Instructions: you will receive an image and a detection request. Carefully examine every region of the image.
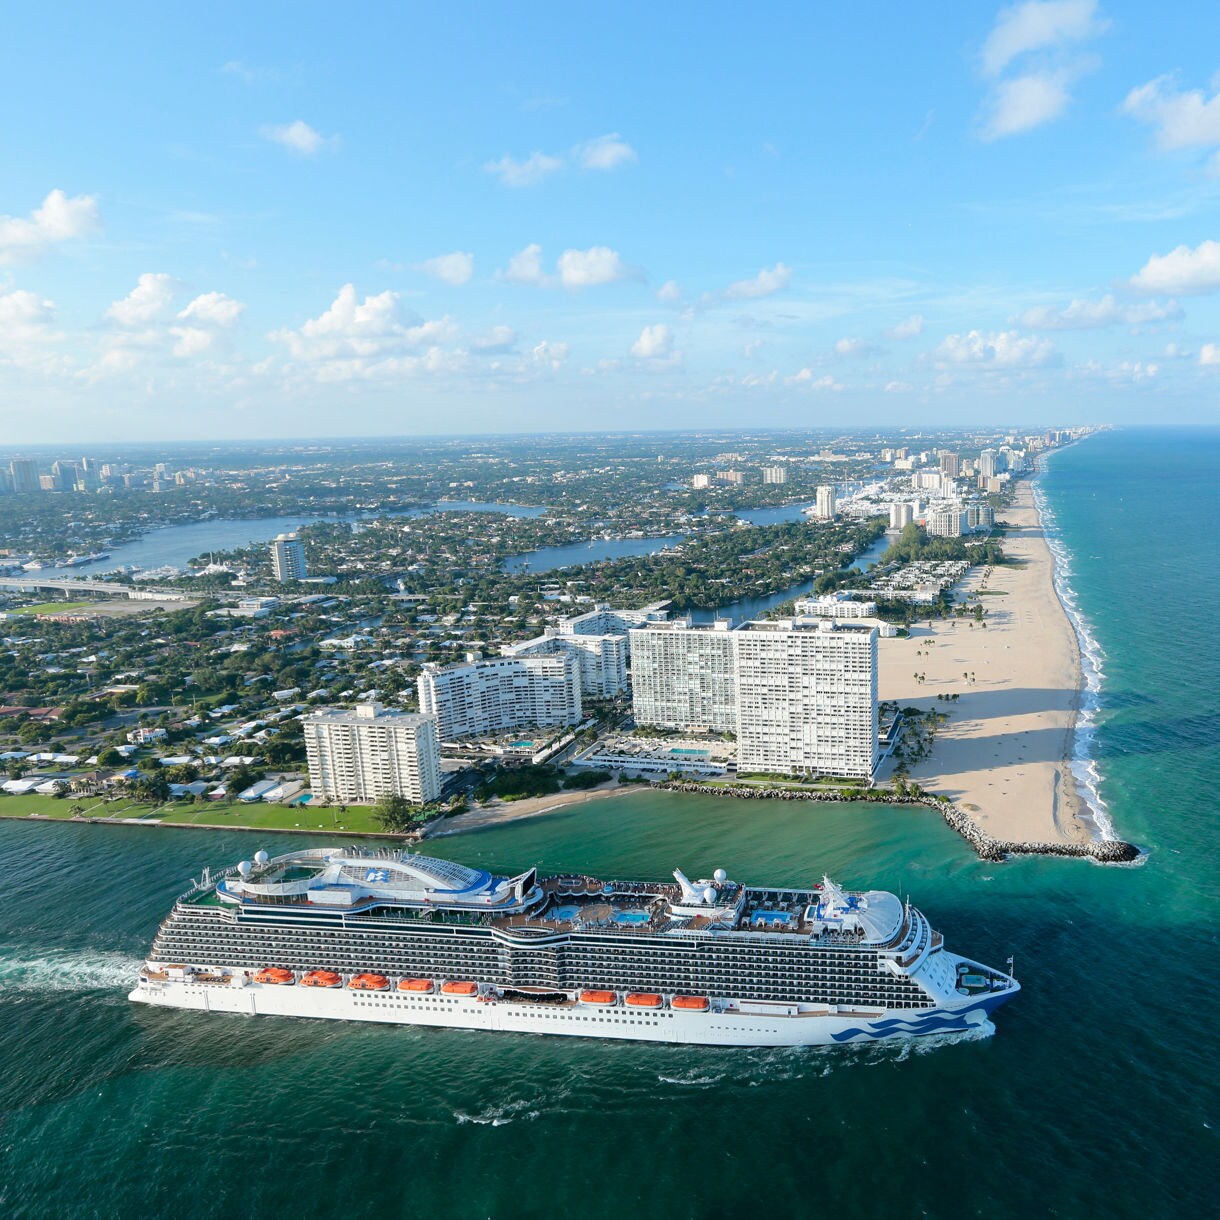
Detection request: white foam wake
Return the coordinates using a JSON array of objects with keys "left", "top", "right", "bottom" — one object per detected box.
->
[
  {"left": 0, "top": 949, "right": 144, "bottom": 993},
  {"left": 1031, "top": 467, "right": 1116, "bottom": 841}
]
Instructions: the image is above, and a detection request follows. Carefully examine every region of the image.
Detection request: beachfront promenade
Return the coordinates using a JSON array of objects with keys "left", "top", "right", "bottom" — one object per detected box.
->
[{"left": 877, "top": 480, "right": 1088, "bottom": 845}]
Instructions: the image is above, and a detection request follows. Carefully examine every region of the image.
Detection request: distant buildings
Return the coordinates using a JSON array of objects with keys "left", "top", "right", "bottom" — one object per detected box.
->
[
  {"left": 691, "top": 473, "right": 712, "bottom": 489},
  {"left": 978, "top": 449, "right": 999, "bottom": 478},
  {"left": 939, "top": 453, "right": 961, "bottom": 478},
  {"left": 815, "top": 485, "right": 837, "bottom": 519},
  {"left": 270, "top": 533, "right": 307, "bottom": 581},
  {"left": 418, "top": 653, "right": 582, "bottom": 739},
  {"left": 717, "top": 470, "right": 745, "bottom": 485},
  {"left": 304, "top": 702, "right": 442, "bottom": 804},
  {"left": 889, "top": 502, "right": 915, "bottom": 530},
  {"left": 762, "top": 466, "right": 787, "bottom": 484},
  {"left": 9, "top": 460, "right": 38, "bottom": 495}
]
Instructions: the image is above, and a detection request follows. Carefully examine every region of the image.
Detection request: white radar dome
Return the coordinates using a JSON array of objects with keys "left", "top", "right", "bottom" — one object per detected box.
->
[
  {"left": 713, "top": 868, "right": 727, "bottom": 885},
  {"left": 237, "top": 860, "right": 252, "bottom": 877},
  {"left": 702, "top": 886, "right": 717, "bottom": 904},
  {"left": 254, "top": 850, "right": 269, "bottom": 866}
]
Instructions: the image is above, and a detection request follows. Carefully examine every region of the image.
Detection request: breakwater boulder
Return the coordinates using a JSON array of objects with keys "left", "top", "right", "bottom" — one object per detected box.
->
[{"left": 658, "top": 781, "right": 1140, "bottom": 864}]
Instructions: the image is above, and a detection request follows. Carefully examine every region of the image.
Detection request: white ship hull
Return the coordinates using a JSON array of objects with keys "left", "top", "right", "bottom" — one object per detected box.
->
[{"left": 129, "top": 973, "right": 1001, "bottom": 1047}]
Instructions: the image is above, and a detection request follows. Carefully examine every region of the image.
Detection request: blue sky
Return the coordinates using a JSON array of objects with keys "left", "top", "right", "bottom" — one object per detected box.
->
[{"left": 2, "top": 0, "right": 1220, "bottom": 441}]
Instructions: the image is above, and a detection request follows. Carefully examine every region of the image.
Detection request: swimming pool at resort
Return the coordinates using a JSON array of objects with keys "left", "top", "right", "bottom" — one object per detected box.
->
[
  {"left": 751, "top": 910, "right": 795, "bottom": 927},
  {"left": 508, "top": 740, "right": 537, "bottom": 748},
  {"left": 669, "top": 748, "right": 710, "bottom": 757}
]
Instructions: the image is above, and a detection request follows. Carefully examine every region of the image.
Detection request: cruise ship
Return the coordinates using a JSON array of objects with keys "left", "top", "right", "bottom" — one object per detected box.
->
[{"left": 130, "top": 847, "right": 1019, "bottom": 1046}]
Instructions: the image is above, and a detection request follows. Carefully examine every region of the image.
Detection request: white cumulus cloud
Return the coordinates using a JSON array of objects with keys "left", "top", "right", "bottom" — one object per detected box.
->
[
  {"left": 657, "top": 280, "right": 683, "bottom": 303},
  {"left": 1020, "top": 293, "right": 1181, "bottom": 329},
  {"left": 106, "top": 273, "right": 177, "bottom": 326},
  {"left": 484, "top": 151, "right": 563, "bottom": 187},
  {"left": 786, "top": 368, "right": 842, "bottom": 390},
  {"left": 500, "top": 243, "right": 546, "bottom": 284},
  {"left": 1200, "top": 343, "right": 1220, "bottom": 366},
  {"left": 888, "top": 314, "right": 924, "bottom": 339},
  {"left": 1130, "top": 240, "right": 1220, "bottom": 295},
  {"left": 724, "top": 262, "right": 791, "bottom": 300},
  {"left": 573, "top": 133, "right": 637, "bottom": 170},
  {"left": 631, "top": 324, "right": 674, "bottom": 360},
  {"left": 981, "top": 72, "right": 1074, "bottom": 140},
  {"left": 557, "top": 246, "right": 630, "bottom": 289},
  {"left": 470, "top": 325, "right": 517, "bottom": 353},
  {"left": 261, "top": 119, "right": 337, "bottom": 156},
  {"left": 415, "top": 251, "right": 474, "bottom": 285},
  {"left": 976, "top": 1, "right": 1105, "bottom": 141},
  {"left": 835, "top": 336, "right": 872, "bottom": 357},
  {"left": 0, "top": 288, "right": 62, "bottom": 368},
  {"left": 177, "top": 291, "right": 245, "bottom": 327},
  {"left": 981, "top": 0, "right": 1106, "bottom": 78},
  {"left": 0, "top": 189, "right": 98, "bottom": 264},
  {"left": 531, "top": 340, "right": 568, "bottom": 369},
  {"left": 934, "top": 329, "right": 1055, "bottom": 367},
  {"left": 1123, "top": 75, "right": 1220, "bottom": 164}
]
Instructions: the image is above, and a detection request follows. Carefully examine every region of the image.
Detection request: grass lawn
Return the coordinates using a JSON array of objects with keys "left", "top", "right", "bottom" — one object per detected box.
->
[
  {"left": 0, "top": 792, "right": 159, "bottom": 819},
  {"left": 7, "top": 601, "right": 95, "bottom": 615},
  {"left": 1, "top": 791, "right": 397, "bottom": 835},
  {"left": 157, "top": 800, "right": 390, "bottom": 834}
]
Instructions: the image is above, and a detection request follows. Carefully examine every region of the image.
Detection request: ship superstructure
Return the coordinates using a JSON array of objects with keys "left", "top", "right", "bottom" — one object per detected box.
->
[{"left": 130, "top": 847, "right": 1018, "bottom": 1046}]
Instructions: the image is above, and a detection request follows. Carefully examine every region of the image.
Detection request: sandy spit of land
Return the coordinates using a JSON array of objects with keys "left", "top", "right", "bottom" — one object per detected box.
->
[
  {"left": 424, "top": 783, "right": 630, "bottom": 837},
  {"left": 877, "top": 479, "right": 1088, "bottom": 844}
]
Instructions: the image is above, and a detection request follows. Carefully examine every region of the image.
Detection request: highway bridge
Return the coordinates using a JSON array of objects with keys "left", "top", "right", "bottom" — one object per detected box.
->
[{"left": 0, "top": 576, "right": 187, "bottom": 601}]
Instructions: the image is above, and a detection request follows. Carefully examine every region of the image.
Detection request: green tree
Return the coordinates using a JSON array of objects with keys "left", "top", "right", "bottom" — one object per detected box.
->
[{"left": 373, "top": 793, "right": 420, "bottom": 832}]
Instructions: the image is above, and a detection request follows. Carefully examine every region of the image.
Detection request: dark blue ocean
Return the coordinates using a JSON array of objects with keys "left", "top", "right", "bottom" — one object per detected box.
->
[{"left": 1, "top": 428, "right": 1216, "bottom": 1218}]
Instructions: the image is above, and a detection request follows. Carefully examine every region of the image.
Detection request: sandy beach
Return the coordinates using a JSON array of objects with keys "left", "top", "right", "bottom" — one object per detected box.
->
[
  {"left": 877, "top": 478, "right": 1088, "bottom": 844},
  {"left": 424, "top": 783, "right": 628, "bottom": 837}
]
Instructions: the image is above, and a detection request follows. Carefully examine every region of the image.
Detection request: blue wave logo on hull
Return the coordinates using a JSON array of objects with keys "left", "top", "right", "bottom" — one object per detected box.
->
[{"left": 830, "top": 998, "right": 1001, "bottom": 1043}]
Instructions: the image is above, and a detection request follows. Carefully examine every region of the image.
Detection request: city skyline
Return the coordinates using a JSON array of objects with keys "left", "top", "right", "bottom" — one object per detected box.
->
[{"left": 4, "top": 1, "right": 1220, "bottom": 441}]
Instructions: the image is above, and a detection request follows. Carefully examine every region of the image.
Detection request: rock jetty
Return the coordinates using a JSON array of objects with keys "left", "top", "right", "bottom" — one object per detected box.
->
[{"left": 659, "top": 781, "right": 1141, "bottom": 864}]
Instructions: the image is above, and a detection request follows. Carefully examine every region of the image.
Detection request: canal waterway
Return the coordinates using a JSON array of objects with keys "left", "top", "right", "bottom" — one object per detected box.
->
[
  {"left": 501, "top": 534, "right": 686, "bottom": 574},
  {"left": 38, "top": 502, "right": 547, "bottom": 579}
]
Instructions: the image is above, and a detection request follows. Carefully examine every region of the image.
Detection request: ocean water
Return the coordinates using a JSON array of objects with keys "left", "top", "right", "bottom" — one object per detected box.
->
[{"left": 1, "top": 429, "right": 1216, "bottom": 1218}]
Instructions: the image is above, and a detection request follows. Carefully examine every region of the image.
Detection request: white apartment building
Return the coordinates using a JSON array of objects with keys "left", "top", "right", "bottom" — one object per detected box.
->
[
  {"left": 889, "top": 502, "right": 915, "bottom": 530},
  {"left": 502, "top": 631, "right": 628, "bottom": 700},
  {"left": 718, "top": 470, "right": 745, "bottom": 485},
  {"left": 270, "top": 533, "right": 307, "bottom": 581},
  {"left": 734, "top": 619, "right": 878, "bottom": 780},
  {"left": 418, "top": 653, "right": 581, "bottom": 739},
  {"left": 303, "top": 703, "right": 442, "bottom": 804},
  {"left": 691, "top": 473, "right": 712, "bottom": 489},
  {"left": 815, "top": 485, "right": 837, "bottom": 519},
  {"left": 965, "top": 503, "right": 996, "bottom": 530},
  {"left": 762, "top": 466, "right": 787, "bottom": 484},
  {"left": 927, "top": 506, "right": 966, "bottom": 537},
  {"left": 628, "top": 620, "right": 737, "bottom": 733},
  {"left": 793, "top": 592, "right": 879, "bottom": 619}
]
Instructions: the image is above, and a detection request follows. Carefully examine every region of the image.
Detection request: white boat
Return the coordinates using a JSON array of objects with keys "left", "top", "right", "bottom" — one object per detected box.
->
[{"left": 130, "top": 848, "right": 1019, "bottom": 1046}]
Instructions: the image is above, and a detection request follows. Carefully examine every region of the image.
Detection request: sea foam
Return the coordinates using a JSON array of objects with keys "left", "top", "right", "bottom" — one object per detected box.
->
[{"left": 1032, "top": 464, "right": 1116, "bottom": 842}]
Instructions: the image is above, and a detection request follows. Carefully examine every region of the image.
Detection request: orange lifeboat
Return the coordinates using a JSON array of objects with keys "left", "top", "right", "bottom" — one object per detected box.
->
[
  {"left": 253, "top": 967, "right": 295, "bottom": 985},
  {"left": 625, "top": 993, "right": 663, "bottom": 1008},
  {"left": 441, "top": 980, "right": 478, "bottom": 997},
  {"left": 671, "top": 995, "right": 710, "bottom": 1011},
  {"left": 348, "top": 972, "right": 390, "bottom": 991},
  {"left": 397, "top": 978, "right": 434, "bottom": 993},
  {"left": 301, "top": 970, "right": 342, "bottom": 988},
  {"left": 579, "top": 989, "right": 616, "bottom": 1005}
]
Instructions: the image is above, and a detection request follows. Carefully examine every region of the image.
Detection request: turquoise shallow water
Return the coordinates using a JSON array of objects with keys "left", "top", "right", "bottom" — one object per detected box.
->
[{"left": 1, "top": 429, "right": 1217, "bottom": 1218}]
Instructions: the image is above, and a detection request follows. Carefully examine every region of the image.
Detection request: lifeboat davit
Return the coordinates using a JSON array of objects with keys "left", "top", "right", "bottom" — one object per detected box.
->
[
  {"left": 301, "top": 970, "right": 342, "bottom": 988},
  {"left": 579, "top": 989, "right": 616, "bottom": 1005},
  {"left": 441, "top": 980, "right": 478, "bottom": 997},
  {"left": 671, "top": 995, "right": 710, "bottom": 1011},
  {"left": 625, "top": 992, "right": 663, "bottom": 1008},
  {"left": 397, "top": 978, "right": 434, "bottom": 993},
  {"left": 348, "top": 973, "right": 390, "bottom": 991},
  {"left": 253, "top": 967, "right": 295, "bottom": 985}
]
